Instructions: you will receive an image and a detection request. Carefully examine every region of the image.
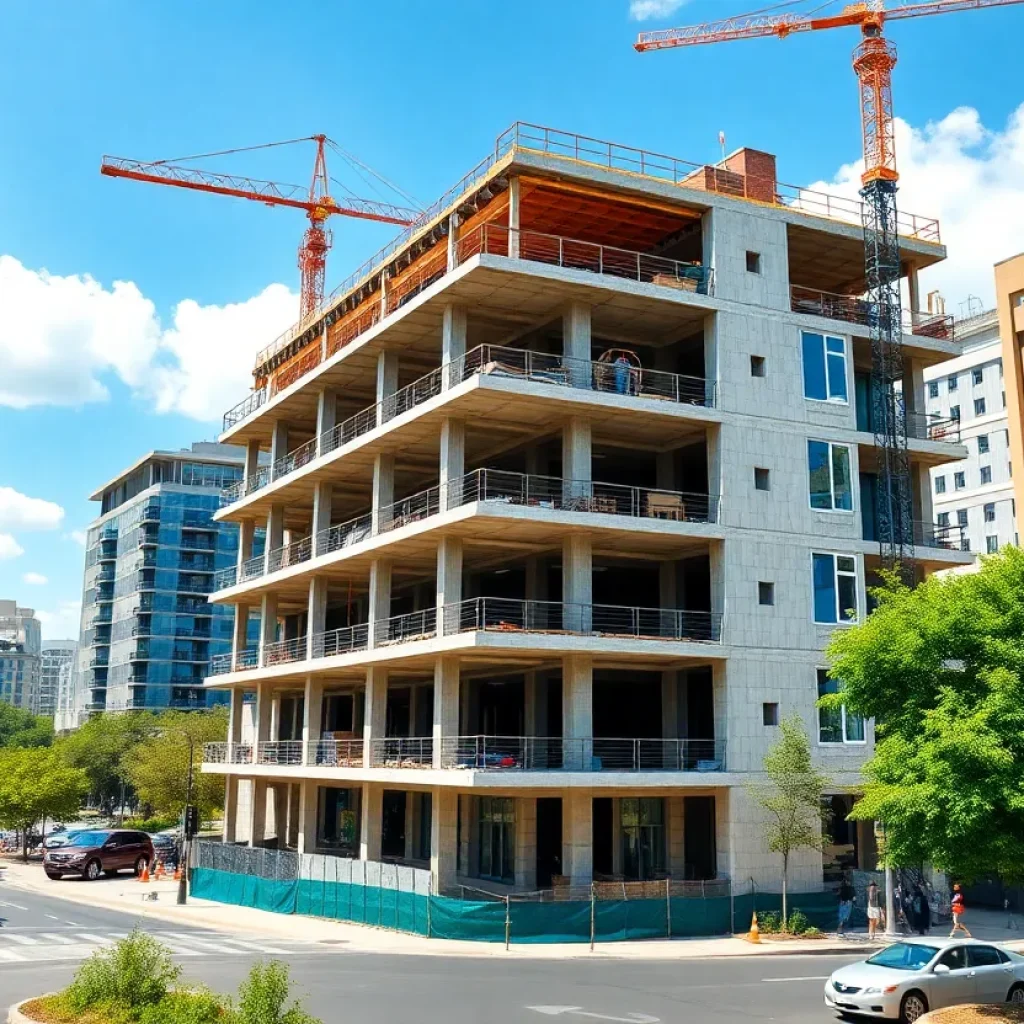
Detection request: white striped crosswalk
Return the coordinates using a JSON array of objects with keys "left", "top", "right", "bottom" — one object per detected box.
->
[{"left": 0, "top": 929, "right": 308, "bottom": 965}]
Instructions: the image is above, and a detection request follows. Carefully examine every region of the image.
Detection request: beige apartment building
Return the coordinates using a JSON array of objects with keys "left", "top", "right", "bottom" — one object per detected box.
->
[{"left": 201, "top": 124, "right": 971, "bottom": 898}]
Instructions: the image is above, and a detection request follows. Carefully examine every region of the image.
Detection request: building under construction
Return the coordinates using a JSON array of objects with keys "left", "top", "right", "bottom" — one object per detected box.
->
[{"left": 199, "top": 123, "right": 972, "bottom": 911}]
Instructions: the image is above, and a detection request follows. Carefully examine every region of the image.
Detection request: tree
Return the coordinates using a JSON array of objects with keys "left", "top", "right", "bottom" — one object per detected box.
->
[
  {"left": 0, "top": 747, "right": 89, "bottom": 858},
  {"left": 124, "top": 709, "right": 228, "bottom": 822},
  {"left": 0, "top": 703, "right": 54, "bottom": 748},
  {"left": 827, "top": 547, "right": 1024, "bottom": 881},
  {"left": 753, "top": 715, "right": 830, "bottom": 928}
]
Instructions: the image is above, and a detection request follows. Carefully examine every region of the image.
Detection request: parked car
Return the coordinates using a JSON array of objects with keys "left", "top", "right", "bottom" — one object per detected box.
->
[
  {"left": 43, "top": 829, "right": 153, "bottom": 882},
  {"left": 825, "top": 938, "right": 1024, "bottom": 1023},
  {"left": 148, "top": 832, "right": 179, "bottom": 868}
]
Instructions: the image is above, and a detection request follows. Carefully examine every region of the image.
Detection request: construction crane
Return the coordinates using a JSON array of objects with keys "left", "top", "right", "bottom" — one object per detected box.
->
[
  {"left": 636, "top": 0, "right": 1022, "bottom": 576},
  {"left": 101, "top": 135, "right": 420, "bottom": 322}
]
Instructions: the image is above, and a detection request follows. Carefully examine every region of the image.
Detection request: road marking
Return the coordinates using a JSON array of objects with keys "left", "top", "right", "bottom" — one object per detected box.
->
[
  {"left": 218, "top": 938, "right": 292, "bottom": 955},
  {"left": 66, "top": 921, "right": 81, "bottom": 926},
  {"left": 0, "top": 948, "right": 26, "bottom": 961},
  {"left": 45, "top": 914, "right": 60, "bottom": 920},
  {"left": 1, "top": 934, "right": 39, "bottom": 945},
  {"left": 761, "top": 976, "right": 829, "bottom": 983},
  {"left": 75, "top": 934, "right": 114, "bottom": 944},
  {"left": 162, "top": 932, "right": 249, "bottom": 954},
  {"left": 527, "top": 1010, "right": 660, "bottom": 1023},
  {"left": 0, "top": 901, "right": 28, "bottom": 911},
  {"left": 39, "top": 933, "right": 78, "bottom": 945}
]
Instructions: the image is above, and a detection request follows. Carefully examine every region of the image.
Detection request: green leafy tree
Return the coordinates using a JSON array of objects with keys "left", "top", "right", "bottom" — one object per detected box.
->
[
  {"left": 124, "top": 709, "right": 228, "bottom": 821},
  {"left": 0, "top": 747, "right": 89, "bottom": 858},
  {"left": 753, "top": 715, "right": 830, "bottom": 928},
  {"left": 0, "top": 702, "right": 54, "bottom": 748},
  {"left": 827, "top": 547, "right": 1024, "bottom": 881}
]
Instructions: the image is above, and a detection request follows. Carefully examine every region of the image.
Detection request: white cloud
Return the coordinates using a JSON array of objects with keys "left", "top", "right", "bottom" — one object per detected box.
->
[
  {"left": 0, "top": 486, "right": 64, "bottom": 531},
  {"left": 0, "top": 256, "right": 295, "bottom": 422},
  {"left": 629, "top": 0, "right": 689, "bottom": 20},
  {"left": 0, "top": 534, "right": 24, "bottom": 560},
  {"left": 22, "top": 572, "right": 47, "bottom": 585},
  {"left": 69, "top": 530, "right": 87, "bottom": 547},
  {"left": 806, "top": 103, "right": 1024, "bottom": 311},
  {"left": 36, "top": 601, "right": 82, "bottom": 642}
]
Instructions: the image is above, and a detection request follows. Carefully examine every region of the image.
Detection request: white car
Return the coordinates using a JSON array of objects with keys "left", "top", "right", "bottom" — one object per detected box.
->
[{"left": 825, "top": 938, "right": 1024, "bottom": 1023}]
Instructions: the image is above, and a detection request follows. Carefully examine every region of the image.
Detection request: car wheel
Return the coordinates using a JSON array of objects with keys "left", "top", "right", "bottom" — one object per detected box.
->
[
  {"left": 1007, "top": 984, "right": 1024, "bottom": 1005},
  {"left": 133, "top": 856, "right": 149, "bottom": 877},
  {"left": 900, "top": 991, "right": 929, "bottom": 1024},
  {"left": 84, "top": 859, "right": 102, "bottom": 881},
  {"left": 44, "top": 870, "right": 62, "bottom": 880}
]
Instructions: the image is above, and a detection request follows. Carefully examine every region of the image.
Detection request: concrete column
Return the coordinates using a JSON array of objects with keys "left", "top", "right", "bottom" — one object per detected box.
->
[
  {"left": 704, "top": 312, "right": 720, "bottom": 408},
  {"left": 223, "top": 777, "right": 239, "bottom": 844},
  {"left": 508, "top": 176, "right": 521, "bottom": 259},
  {"left": 708, "top": 540, "right": 726, "bottom": 637},
  {"left": 562, "top": 534, "right": 592, "bottom": 633},
  {"left": 432, "top": 656, "right": 460, "bottom": 768},
  {"left": 237, "top": 520, "right": 255, "bottom": 569},
  {"left": 562, "top": 654, "right": 593, "bottom": 769},
  {"left": 228, "top": 687, "right": 245, "bottom": 745},
  {"left": 316, "top": 388, "right": 338, "bottom": 446},
  {"left": 363, "top": 667, "right": 388, "bottom": 767},
  {"left": 436, "top": 537, "right": 463, "bottom": 637},
  {"left": 431, "top": 787, "right": 459, "bottom": 894},
  {"left": 254, "top": 683, "right": 273, "bottom": 744},
  {"left": 706, "top": 424, "right": 723, "bottom": 522},
  {"left": 668, "top": 796, "right": 686, "bottom": 878},
  {"left": 311, "top": 482, "right": 332, "bottom": 556},
  {"left": 440, "top": 418, "right": 465, "bottom": 509},
  {"left": 377, "top": 350, "right": 400, "bottom": 424},
  {"left": 297, "top": 780, "right": 318, "bottom": 854},
  {"left": 524, "top": 672, "right": 537, "bottom": 737},
  {"left": 907, "top": 262, "right": 921, "bottom": 315},
  {"left": 258, "top": 593, "right": 278, "bottom": 667},
  {"left": 306, "top": 576, "right": 327, "bottom": 660},
  {"left": 367, "top": 558, "right": 392, "bottom": 648},
  {"left": 302, "top": 676, "right": 324, "bottom": 762},
  {"left": 265, "top": 505, "right": 284, "bottom": 570},
  {"left": 515, "top": 796, "right": 537, "bottom": 890},
  {"left": 562, "top": 302, "right": 591, "bottom": 386},
  {"left": 372, "top": 454, "right": 395, "bottom": 533},
  {"left": 248, "top": 778, "right": 268, "bottom": 848},
  {"left": 442, "top": 305, "right": 467, "bottom": 389},
  {"left": 244, "top": 439, "right": 262, "bottom": 483},
  {"left": 561, "top": 418, "right": 592, "bottom": 500},
  {"left": 562, "top": 790, "right": 593, "bottom": 887},
  {"left": 360, "top": 783, "right": 383, "bottom": 862},
  {"left": 446, "top": 211, "right": 460, "bottom": 271},
  {"left": 270, "top": 421, "right": 289, "bottom": 470},
  {"left": 231, "top": 605, "right": 250, "bottom": 668}
]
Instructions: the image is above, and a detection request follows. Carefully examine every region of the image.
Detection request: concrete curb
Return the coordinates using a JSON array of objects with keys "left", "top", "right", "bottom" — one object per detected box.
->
[{"left": 8, "top": 995, "right": 54, "bottom": 1024}]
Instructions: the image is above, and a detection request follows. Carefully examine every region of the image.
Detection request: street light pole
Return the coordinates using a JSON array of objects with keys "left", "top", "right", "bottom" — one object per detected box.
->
[{"left": 176, "top": 735, "right": 195, "bottom": 906}]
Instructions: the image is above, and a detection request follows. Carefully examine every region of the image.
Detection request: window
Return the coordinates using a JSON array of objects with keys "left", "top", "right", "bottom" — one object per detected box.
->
[
  {"left": 754, "top": 467, "right": 770, "bottom": 491},
  {"left": 935, "top": 475, "right": 946, "bottom": 494},
  {"left": 763, "top": 702, "right": 779, "bottom": 726},
  {"left": 978, "top": 434, "right": 990, "bottom": 454},
  {"left": 620, "top": 798, "right": 666, "bottom": 881},
  {"left": 986, "top": 535, "right": 999, "bottom": 554},
  {"left": 750, "top": 355, "right": 766, "bottom": 377},
  {"left": 817, "top": 669, "right": 865, "bottom": 744},
  {"left": 802, "top": 332, "right": 848, "bottom": 403},
  {"left": 928, "top": 381, "right": 939, "bottom": 399},
  {"left": 759, "top": 582, "right": 775, "bottom": 606},
  {"left": 1003, "top": 390, "right": 1007, "bottom": 409},
  {"left": 967, "top": 946, "right": 1005, "bottom": 968},
  {"left": 954, "top": 472, "right": 966, "bottom": 490},
  {"left": 984, "top": 502, "right": 996, "bottom": 523},
  {"left": 948, "top": 375, "right": 958, "bottom": 392},
  {"left": 937, "top": 946, "right": 968, "bottom": 971},
  {"left": 972, "top": 367, "right": 984, "bottom": 386},
  {"left": 980, "top": 466, "right": 992, "bottom": 485},
  {"left": 478, "top": 797, "right": 515, "bottom": 883},
  {"left": 812, "top": 553, "right": 858, "bottom": 624},
  {"left": 937, "top": 512, "right": 950, "bottom": 527},
  {"left": 975, "top": 398, "right": 986, "bottom": 416},
  {"left": 746, "top": 251, "right": 761, "bottom": 274},
  {"left": 808, "top": 440, "right": 853, "bottom": 511},
  {"left": 957, "top": 509, "right": 969, "bottom": 527},
  {"left": 950, "top": 405, "right": 960, "bottom": 421}
]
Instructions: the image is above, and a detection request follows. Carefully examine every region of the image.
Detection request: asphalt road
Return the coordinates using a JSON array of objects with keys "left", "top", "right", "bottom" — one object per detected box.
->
[{"left": 0, "top": 883, "right": 863, "bottom": 1023}]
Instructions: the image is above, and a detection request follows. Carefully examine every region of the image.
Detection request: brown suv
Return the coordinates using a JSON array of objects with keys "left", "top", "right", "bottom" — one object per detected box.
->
[{"left": 44, "top": 829, "right": 154, "bottom": 881}]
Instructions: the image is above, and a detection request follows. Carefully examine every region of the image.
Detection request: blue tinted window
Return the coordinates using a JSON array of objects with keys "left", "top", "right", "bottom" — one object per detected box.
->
[
  {"left": 826, "top": 338, "right": 848, "bottom": 401},
  {"left": 802, "top": 332, "right": 827, "bottom": 400},
  {"left": 808, "top": 441, "right": 832, "bottom": 509},
  {"left": 813, "top": 553, "right": 836, "bottom": 623}
]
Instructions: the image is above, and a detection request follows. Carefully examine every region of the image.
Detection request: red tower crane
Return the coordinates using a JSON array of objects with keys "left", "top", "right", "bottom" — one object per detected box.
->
[
  {"left": 635, "top": 0, "right": 1023, "bottom": 574},
  {"left": 101, "top": 135, "right": 419, "bottom": 322}
]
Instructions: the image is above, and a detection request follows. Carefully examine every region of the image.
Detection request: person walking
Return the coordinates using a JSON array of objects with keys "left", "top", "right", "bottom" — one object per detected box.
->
[
  {"left": 912, "top": 885, "right": 931, "bottom": 935},
  {"left": 867, "top": 880, "right": 882, "bottom": 939},
  {"left": 837, "top": 873, "right": 855, "bottom": 935},
  {"left": 950, "top": 883, "right": 972, "bottom": 937}
]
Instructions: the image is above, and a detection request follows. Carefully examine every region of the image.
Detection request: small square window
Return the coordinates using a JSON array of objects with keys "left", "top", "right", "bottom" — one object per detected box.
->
[
  {"left": 975, "top": 398, "right": 986, "bottom": 416},
  {"left": 754, "top": 467, "right": 770, "bottom": 491},
  {"left": 937, "top": 512, "right": 950, "bottom": 527},
  {"left": 750, "top": 355, "right": 766, "bottom": 377},
  {"left": 954, "top": 472, "right": 966, "bottom": 490},
  {"left": 762, "top": 702, "right": 779, "bottom": 726},
  {"left": 928, "top": 381, "right": 939, "bottom": 399},
  {"left": 957, "top": 508, "right": 969, "bottom": 527},
  {"left": 978, "top": 434, "right": 990, "bottom": 454},
  {"left": 972, "top": 368, "right": 984, "bottom": 386},
  {"left": 934, "top": 476, "right": 946, "bottom": 494},
  {"left": 986, "top": 535, "right": 999, "bottom": 554},
  {"left": 746, "top": 251, "right": 761, "bottom": 274},
  {"left": 948, "top": 375, "right": 959, "bottom": 392},
  {"left": 759, "top": 581, "right": 775, "bottom": 606},
  {"left": 950, "top": 405, "right": 960, "bottom": 421},
  {"left": 980, "top": 466, "right": 992, "bottom": 485},
  {"left": 984, "top": 502, "right": 996, "bottom": 523}
]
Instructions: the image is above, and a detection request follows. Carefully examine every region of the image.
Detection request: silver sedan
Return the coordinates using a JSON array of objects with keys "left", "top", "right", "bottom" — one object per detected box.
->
[{"left": 824, "top": 938, "right": 1024, "bottom": 1023}]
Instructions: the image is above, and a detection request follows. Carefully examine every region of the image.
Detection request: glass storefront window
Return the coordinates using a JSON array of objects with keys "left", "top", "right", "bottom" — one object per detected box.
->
[
  {"left": 620, "top": 798, "right": 666, "bottom": 881},
  {"left": 478, "top": 797, "right": 515, "bottom": 884}
]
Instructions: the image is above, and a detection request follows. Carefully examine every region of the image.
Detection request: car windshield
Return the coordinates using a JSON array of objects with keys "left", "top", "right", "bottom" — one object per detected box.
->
[
  {"left": 867, "top": 943, "right": 939, "bottom": 971},
  {"left": 66, "top": 831, "right": 110, "bottom": 847}
]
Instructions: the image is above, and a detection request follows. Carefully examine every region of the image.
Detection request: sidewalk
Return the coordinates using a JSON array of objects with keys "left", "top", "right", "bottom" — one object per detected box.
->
[{"left": 2, "top": 859, "right": 1019, "bottom": 961}]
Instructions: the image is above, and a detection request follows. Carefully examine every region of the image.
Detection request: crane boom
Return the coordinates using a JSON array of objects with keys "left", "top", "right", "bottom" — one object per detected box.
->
[{"left": 635, "top": 0, "right": 1023, "bottom": 50}]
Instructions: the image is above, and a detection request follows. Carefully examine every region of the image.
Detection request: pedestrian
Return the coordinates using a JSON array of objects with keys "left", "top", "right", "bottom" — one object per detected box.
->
[
  {"left": 866, "top": 880, "right": 882, "bottom": 939},
  {"left": 837, "top": 873, "right": 855, "bottom": 935},
  {"left": 950, "top": 883, "right": 972, "bottom": 937},
  {"left": 912, "top": 886, "right": 931, "bottom": 935}
]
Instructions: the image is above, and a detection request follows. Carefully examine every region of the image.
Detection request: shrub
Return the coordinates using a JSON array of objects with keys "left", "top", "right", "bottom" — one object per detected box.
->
[
  {"left": 64, "top": 929, "right": 181, "bottom": 1015},
  {"left": 231, "top": 961, "right": 321, "bottom": 1024},
  {"left": 123, "top": 816, "right": 178, "bottom": 834},
  {"left": 787, "top": 909, "right": 810, "bottom": 934},
  {"left": 139, "top": 989, "right": 224, "bottom": 1024},
  {"left": 757, "top": 911, "right": 781, "bottom": 933},
  {"left": 804, "top": 926, "right": 823, "bottom": 937}
]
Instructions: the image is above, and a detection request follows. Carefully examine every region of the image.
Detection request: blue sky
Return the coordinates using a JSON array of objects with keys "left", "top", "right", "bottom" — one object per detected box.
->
[{"left": 0, "top": 0, "right": 1022, "bottom": 640}]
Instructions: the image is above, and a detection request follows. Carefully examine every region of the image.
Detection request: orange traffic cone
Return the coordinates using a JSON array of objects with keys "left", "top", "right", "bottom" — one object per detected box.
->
[
  {"left": 139, "top": 861, "right": 150, "bottom": 883},
  {"left": 748, "top": 911, "right": 761, "bottom": 943},
  {"left": 153, "top": 859, "right": 165, "bottom": 880}
]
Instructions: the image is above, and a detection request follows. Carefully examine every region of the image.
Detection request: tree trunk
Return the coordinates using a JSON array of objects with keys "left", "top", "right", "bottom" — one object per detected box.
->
[
  {"left": 21, "top": 826, "right": 29, "bottom": 863},
  {"left": 782, "top": 853, "right": 789, "bottom": 932}
]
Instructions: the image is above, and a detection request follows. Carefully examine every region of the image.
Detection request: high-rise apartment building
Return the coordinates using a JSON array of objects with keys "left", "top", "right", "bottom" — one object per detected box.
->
[
  {"left": 0, "top": 601, "right": 42, "bottom": 711},
  {"left": 38, "top": 640, "right": 78, "bottom": 718},
  {"left": 68, "top": 442, "right": 262, "bottom": 727},
  {"left": 201, "top": 124, "right": 971, "bottom": 898}
]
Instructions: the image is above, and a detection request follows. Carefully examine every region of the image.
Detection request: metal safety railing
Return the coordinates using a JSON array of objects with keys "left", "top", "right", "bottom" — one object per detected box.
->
[
  {"left": 373, "top": 608, "right": 438, "bottom": 647},
  {"left": 256, "top": 740, "right": 305, "bottom": 766},
  {"left": 914, "top": 520, "right": 969, "bottom": 551},
  {"left": 903, "top": 409, "right": 961, "bottom": 443},
  {"left": 370, "top": 737, "right": 434, "bottom": 768},
  {"left": 309, "top": 739, "right": 365, "bottom": 766},
  {"left": 262, "top": 635, "right": 308, "bottom": 667},
  {"left": 203, "top": 742, "right": 254, "bottom": 764},
  {"left": 311, "top": 623, "right": 370, "bottom": 659},
  {"left": 791, "top": 286, "right": 957, "bottom": 342}
]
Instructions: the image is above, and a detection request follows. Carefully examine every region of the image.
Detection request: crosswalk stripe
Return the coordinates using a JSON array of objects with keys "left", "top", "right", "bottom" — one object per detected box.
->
[
  {"left": 1, "top": 934, "right": 39, "bottom": 945},
  {"left": 38, "top": 933, "right": 78, "bottom": 945},
  {"left": 161, "top": 932, "right": 247, "bottom": 954},
  {"left": 217, "top": 938, "right": 291, "bottom": 955},
  {"left": 75, "top": 934, "right": 114, "bottom": 944},
  {"left": 0, "top": 948, "right": 26, "bottom": 961}
]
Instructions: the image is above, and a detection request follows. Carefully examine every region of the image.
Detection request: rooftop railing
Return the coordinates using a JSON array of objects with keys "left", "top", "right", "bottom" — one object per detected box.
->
[{"left": 203, "top": 742, "right": 254, "bottom": 765}]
